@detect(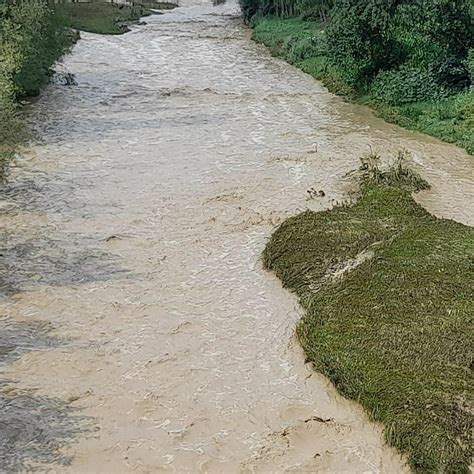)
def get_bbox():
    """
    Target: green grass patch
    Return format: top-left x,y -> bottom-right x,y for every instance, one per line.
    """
263,160 -> 473,472
374,92 -> 474,155
57,2 -> 166,35
252,16 -> 473,154
133,0 -> 178,9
